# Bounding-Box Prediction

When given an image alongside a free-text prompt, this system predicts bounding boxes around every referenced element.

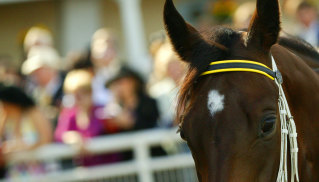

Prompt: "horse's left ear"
[247,0,281,51]
[164,0,217,66]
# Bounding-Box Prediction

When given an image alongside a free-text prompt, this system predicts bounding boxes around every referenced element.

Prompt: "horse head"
[164,0,283,181]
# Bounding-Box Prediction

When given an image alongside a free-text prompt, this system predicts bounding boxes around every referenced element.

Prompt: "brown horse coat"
[164,0,319,181]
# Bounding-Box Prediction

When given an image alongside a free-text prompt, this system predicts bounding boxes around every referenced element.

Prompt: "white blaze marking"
[207,90,225,117]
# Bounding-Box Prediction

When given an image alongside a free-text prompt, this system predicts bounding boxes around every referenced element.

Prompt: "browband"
[201,60,276,80]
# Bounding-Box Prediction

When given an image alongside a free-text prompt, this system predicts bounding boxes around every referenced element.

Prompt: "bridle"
[201,56,299,182]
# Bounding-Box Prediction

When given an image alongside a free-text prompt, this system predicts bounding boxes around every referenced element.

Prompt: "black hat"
[0,84,35,109]
[106,67,144,87]
[105,67,145,95]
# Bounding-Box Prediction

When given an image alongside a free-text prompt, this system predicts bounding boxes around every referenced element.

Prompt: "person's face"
[91,38,117,68]
[297,7,317,27]
[74,88,92,108]
[167,59,185,82]
[110,77,137,101]
[30,67,55,87]
[0,66,20,85]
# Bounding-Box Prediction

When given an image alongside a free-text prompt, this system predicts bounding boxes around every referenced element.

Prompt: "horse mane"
[176,27,239,123]
[278,33,319,62]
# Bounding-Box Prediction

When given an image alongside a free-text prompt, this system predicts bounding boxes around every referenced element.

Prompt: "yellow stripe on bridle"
[209,60,272,69]
[201,60,275,80]
[201,68,275,80]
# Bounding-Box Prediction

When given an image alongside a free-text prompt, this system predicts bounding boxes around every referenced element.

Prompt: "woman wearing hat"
[105,67,159,131]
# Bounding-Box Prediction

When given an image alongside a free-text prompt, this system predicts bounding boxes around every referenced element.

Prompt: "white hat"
[21,46,61,75]
[24,27,53,52]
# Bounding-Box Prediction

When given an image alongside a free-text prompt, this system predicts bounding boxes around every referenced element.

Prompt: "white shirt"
[299,21,319,47]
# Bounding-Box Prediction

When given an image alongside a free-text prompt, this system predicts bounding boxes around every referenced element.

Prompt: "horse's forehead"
[207,89,225,117]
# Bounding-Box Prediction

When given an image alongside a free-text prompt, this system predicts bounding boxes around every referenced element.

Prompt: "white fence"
[2,128,198,182]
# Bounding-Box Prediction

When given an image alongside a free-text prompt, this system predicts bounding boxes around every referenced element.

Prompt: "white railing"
[2,128,197,182]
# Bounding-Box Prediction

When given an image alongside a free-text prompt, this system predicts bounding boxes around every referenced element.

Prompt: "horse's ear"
[164,0,213,65]
[246,0,281,51]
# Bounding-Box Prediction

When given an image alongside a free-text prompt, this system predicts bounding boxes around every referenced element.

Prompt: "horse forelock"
[201,26,239,50]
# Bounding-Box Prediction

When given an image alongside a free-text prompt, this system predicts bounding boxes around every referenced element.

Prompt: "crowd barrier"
[2,128,198,182]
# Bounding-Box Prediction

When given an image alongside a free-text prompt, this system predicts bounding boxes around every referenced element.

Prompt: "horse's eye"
[260,115,276,135]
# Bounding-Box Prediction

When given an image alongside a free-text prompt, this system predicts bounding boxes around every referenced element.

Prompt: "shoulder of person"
[140,94,157,105]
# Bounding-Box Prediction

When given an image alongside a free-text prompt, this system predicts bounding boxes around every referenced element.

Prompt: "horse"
[163,0,319,181]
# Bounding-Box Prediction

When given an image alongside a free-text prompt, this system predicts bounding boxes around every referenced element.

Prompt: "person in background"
[0,56,22,86]
[232,2,255,29]
[296,1,319,47]
[23,26,54,56]
[21,46,64,125]
[106,67,159,132]
[148,42,186,127]
[0,84,52,152]
[148,31,166,58]
[0,84,52,178]
[90,28,120,107]
[55,69,120,167]
[106,67,162,159]
[63,28,120,112]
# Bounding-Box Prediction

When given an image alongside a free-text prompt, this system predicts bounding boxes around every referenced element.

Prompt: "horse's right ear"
[246,0,281,51]
[164,0,213,65]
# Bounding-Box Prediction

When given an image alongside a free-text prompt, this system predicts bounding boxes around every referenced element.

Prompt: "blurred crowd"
[0,25,186,179]
[0,0,318,179]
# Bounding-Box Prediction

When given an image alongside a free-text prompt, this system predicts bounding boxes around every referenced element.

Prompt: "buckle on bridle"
[275,70,283,85]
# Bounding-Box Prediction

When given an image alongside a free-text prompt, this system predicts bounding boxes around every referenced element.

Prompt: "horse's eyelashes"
[260,115,276,136]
